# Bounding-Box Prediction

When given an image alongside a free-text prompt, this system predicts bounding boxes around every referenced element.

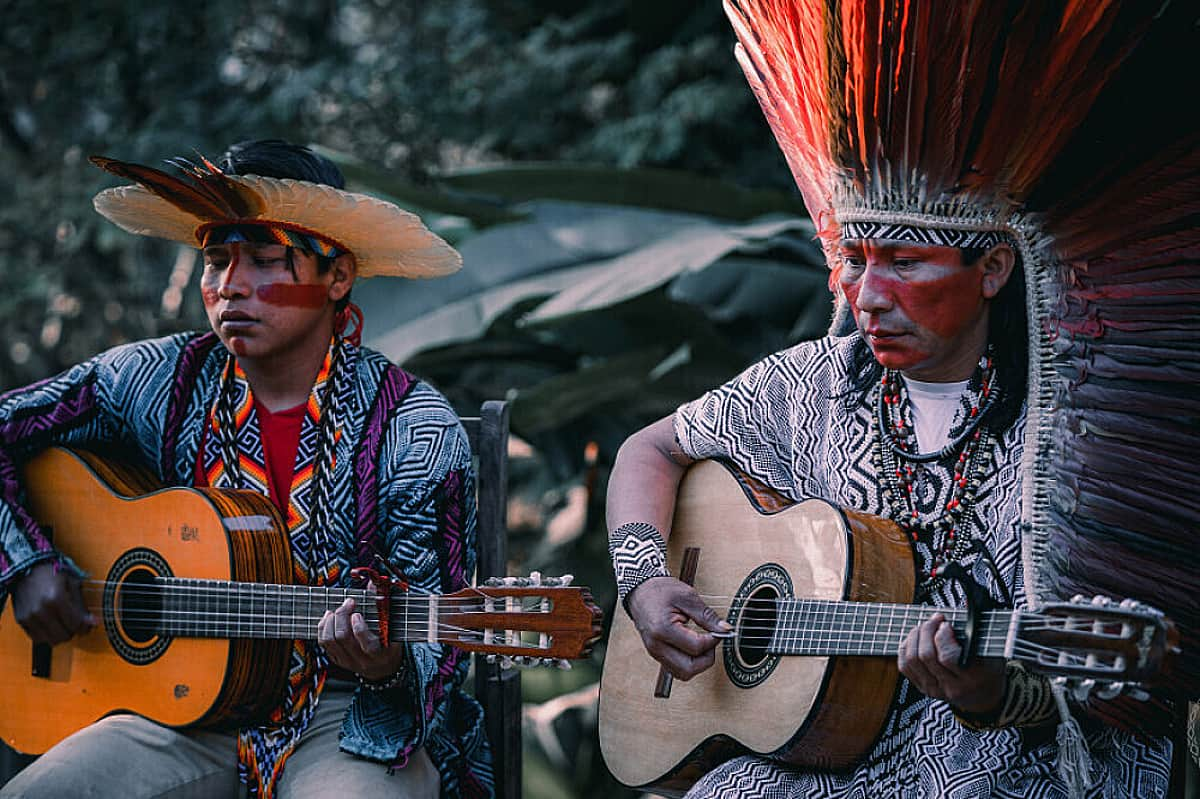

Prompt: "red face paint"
[839,242,987,377]
[255,283,328,308]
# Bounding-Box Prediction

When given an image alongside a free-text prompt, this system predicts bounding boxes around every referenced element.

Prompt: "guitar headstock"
[437,573,603,668]
[1019,595,1178,697]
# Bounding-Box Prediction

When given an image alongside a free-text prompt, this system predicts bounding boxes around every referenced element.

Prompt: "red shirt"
[194,400,306,513]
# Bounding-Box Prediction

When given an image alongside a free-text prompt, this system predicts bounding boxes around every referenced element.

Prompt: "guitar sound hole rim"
[104,547,173,665]
[724,563,791,689]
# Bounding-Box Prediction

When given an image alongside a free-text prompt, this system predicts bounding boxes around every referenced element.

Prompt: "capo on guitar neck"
[349,559,410,645]
[930,563,994,669]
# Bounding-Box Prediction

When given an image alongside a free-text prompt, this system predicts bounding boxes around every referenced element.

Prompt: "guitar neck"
[768,599,1017,659]
[155,578,440,643]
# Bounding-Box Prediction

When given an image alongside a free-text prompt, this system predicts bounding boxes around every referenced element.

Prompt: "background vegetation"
[1,2,832,795]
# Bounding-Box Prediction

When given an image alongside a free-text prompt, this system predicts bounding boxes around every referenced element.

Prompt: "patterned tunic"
[0,331,492,798]
[673,335,1170,799]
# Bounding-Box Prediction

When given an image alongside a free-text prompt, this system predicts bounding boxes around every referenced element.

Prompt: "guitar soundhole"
[724,563,792,688]
[119,569,161,643]
[104,548,173,665]
[735,586,779,669]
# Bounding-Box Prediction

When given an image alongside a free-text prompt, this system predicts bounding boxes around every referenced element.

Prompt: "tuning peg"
[486,654,497,664]
[1071,594,1086,604]
[559,574,574,586]
[528,571,542,586]
[1126,686,1151,702]
[502,576,518,586]
[556,659,572,670]
[484,577,503,587]
[499,656,514,670]
[1091,595,1111,607]
[1097,681,1125,700]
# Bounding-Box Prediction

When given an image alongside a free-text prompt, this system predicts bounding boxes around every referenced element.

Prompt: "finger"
[41,590,84,644]
[24,607,70,645]
[658,622,721,658]
[677,592,733,635]
[69,577,98,630]
[351,613,382,655]
[899,626,938,695]
[654,645,713,681]
[332,600,354,641]
[931,620,964,677]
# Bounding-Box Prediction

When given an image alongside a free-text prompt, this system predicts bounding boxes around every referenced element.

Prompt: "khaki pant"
[0,684,438,799]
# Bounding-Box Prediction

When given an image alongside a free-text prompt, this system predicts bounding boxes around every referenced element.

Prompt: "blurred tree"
[1,0,789,388]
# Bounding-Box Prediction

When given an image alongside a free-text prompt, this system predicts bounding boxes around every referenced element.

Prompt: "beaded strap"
[609,521,670,612]
[954,661,1057,730]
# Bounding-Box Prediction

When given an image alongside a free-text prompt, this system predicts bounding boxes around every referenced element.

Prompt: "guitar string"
[73,581,562,646]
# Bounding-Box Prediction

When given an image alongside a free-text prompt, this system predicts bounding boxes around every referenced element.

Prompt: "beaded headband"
[199,222,344,259]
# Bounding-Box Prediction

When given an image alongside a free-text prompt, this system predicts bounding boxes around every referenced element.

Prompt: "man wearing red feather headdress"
[0,141,492,798]
[606,1,1199,797]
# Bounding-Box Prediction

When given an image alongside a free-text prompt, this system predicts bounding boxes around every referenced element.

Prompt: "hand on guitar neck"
[318,597,407,683]
[9,561,96,646]
[898,612,1006,716]
[627,576,733,681]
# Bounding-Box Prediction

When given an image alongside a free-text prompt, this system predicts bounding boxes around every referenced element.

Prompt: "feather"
[90,155,263,222]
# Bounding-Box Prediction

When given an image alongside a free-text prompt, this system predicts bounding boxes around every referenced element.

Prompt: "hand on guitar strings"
[10,560,96,645]
[627,576,734,681]
[897,612,1006,716]
[318,596,407,683]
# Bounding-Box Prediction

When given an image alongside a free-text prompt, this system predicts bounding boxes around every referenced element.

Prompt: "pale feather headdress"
[725,0,1200,723]
[91,155,461,280]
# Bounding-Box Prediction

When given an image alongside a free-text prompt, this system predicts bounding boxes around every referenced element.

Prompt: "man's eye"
[893,259,918,270]
[253,257,285,267]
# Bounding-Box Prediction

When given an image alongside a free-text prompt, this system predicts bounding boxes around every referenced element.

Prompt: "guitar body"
[599,460,915,795]
[0,447,293,755]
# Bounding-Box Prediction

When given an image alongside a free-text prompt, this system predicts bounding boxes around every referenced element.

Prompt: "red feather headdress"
[725,0,1200,731]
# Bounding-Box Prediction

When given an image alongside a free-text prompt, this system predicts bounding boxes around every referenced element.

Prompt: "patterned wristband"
[609,521,670,611]
[954,661,1057,729]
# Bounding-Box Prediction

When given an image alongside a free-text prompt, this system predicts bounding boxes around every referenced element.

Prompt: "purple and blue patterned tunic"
[0,331,492,798]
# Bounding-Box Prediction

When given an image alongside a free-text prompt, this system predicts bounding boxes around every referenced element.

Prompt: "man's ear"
[328,253,357,302]
[979,244,1015,299]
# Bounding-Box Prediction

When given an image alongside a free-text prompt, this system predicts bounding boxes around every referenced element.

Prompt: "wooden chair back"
[459,400,523,799]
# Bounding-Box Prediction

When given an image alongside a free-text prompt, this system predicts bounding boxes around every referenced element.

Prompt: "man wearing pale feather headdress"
[607,1,1199,797]
[0,141,491,798]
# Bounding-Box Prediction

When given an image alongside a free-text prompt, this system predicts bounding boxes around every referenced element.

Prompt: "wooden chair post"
[460,400,522,799]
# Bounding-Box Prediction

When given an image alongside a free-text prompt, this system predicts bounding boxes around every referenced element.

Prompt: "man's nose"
[853,264,893,312]
[218,250,250,298]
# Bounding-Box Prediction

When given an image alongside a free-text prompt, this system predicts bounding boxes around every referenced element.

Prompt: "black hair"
[219,139,350,310]
[843,246,1028,433]
[218,139,345,189]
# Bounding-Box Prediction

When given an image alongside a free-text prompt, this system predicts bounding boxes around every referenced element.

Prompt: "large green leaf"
[440,162,808,221]
[521,216,814,323]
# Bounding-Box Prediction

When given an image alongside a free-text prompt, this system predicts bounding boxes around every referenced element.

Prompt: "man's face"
[200,242,342,361]
[837,239,990,381]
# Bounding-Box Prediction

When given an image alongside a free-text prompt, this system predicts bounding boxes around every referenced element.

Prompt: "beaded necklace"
[873,352,999,592]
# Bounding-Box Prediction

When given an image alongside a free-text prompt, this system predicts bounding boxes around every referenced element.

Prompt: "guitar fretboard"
[155,578,437,642]
[766,599,1016,658]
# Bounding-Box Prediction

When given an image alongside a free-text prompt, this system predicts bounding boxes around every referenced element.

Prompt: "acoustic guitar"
[598,460,1175,796]
[0,447,602,756]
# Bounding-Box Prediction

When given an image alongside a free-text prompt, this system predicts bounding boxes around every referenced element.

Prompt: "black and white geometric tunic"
[673,335,1171,799]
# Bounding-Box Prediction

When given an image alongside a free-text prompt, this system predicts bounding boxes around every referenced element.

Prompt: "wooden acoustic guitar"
[598,460,1176,796]
[0,447,602,756]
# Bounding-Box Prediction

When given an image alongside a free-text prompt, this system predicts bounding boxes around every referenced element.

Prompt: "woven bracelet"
[608,521,670,611]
